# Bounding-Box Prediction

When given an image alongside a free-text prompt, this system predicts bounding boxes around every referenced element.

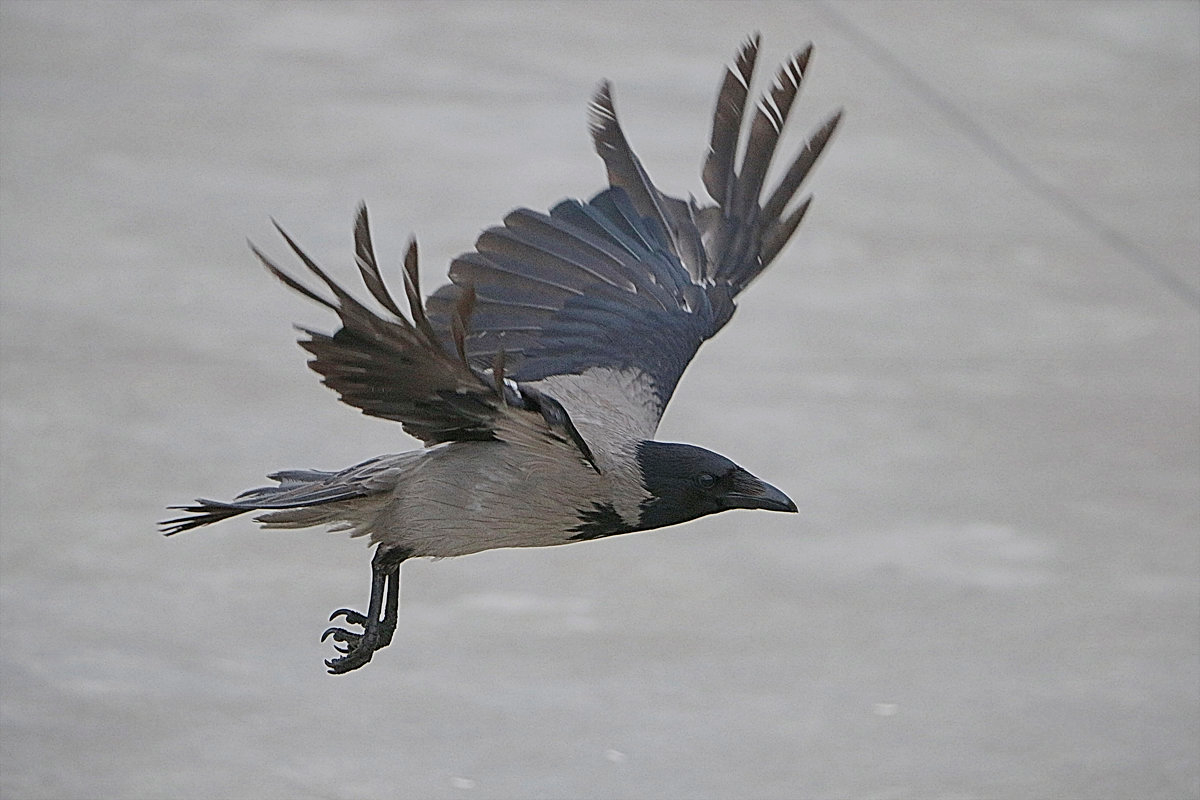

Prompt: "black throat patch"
[567,502,629,541]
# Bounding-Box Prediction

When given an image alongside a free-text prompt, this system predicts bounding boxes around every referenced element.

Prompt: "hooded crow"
[163,35,841,673]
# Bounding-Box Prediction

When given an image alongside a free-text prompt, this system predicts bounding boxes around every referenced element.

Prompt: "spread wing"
[425,35,840,433]
[250,206,598,469]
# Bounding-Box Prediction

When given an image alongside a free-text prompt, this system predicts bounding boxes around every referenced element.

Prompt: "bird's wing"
[252,206,599,470]
[425,35,840,436]
[425,188,718,441]
[693,36,843,291]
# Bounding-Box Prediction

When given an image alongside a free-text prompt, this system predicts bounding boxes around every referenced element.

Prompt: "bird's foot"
[321,608,382,674]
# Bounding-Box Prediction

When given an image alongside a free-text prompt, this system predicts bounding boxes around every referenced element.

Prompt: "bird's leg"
[321,546,407,674]
[376,562,402,649]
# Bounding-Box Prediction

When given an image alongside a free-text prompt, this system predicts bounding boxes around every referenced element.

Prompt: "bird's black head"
[634,441,797,531]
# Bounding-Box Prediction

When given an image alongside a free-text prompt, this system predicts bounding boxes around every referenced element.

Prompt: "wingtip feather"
[760,108,842,224]
[401,236,438,342]
[450,283,476,366]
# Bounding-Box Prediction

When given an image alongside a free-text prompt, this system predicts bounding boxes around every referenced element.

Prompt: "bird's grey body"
[165,35,839,672]
[256,439,624,557]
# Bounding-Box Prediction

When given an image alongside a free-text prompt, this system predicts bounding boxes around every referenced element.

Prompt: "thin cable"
[813,1,1200,311]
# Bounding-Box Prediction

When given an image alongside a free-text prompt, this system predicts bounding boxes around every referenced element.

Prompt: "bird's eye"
[696,472,716,489]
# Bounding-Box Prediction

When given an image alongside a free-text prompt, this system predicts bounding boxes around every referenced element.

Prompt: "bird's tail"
[161,457,408,536]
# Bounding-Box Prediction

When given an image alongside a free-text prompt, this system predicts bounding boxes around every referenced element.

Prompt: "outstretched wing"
[251,206,597,468]
[694,36,843,289]
[425,35,840,433]
[426,189,719,423]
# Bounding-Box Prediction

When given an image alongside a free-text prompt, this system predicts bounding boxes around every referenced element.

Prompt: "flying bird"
[163,35,841,674]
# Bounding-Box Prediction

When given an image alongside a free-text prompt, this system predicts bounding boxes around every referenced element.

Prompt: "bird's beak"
[724,472,798,513]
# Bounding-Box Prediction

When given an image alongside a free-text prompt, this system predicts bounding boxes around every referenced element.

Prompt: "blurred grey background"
[1,2,1197,798]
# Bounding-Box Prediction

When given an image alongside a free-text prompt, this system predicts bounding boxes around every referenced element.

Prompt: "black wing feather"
[703,34,760,210]
[761,108,843,226]
[252,233,496,444]
[353,204,406,319]
[424,37,837,425]
[589,82,709,281]
[427,187,714,411]
[587,83,675,252]
[252,213,598,454]
[701,41,840,292]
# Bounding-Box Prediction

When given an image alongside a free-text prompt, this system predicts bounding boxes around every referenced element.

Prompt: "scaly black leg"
[321,546,407,674]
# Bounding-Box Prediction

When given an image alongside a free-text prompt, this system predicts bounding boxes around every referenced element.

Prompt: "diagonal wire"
[813,1,1200,311]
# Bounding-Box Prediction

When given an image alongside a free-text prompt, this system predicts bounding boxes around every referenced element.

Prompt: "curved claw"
[325,648,374,675]
[321,623,376,673]
[321,626,360,644]
[329,608,368,626]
